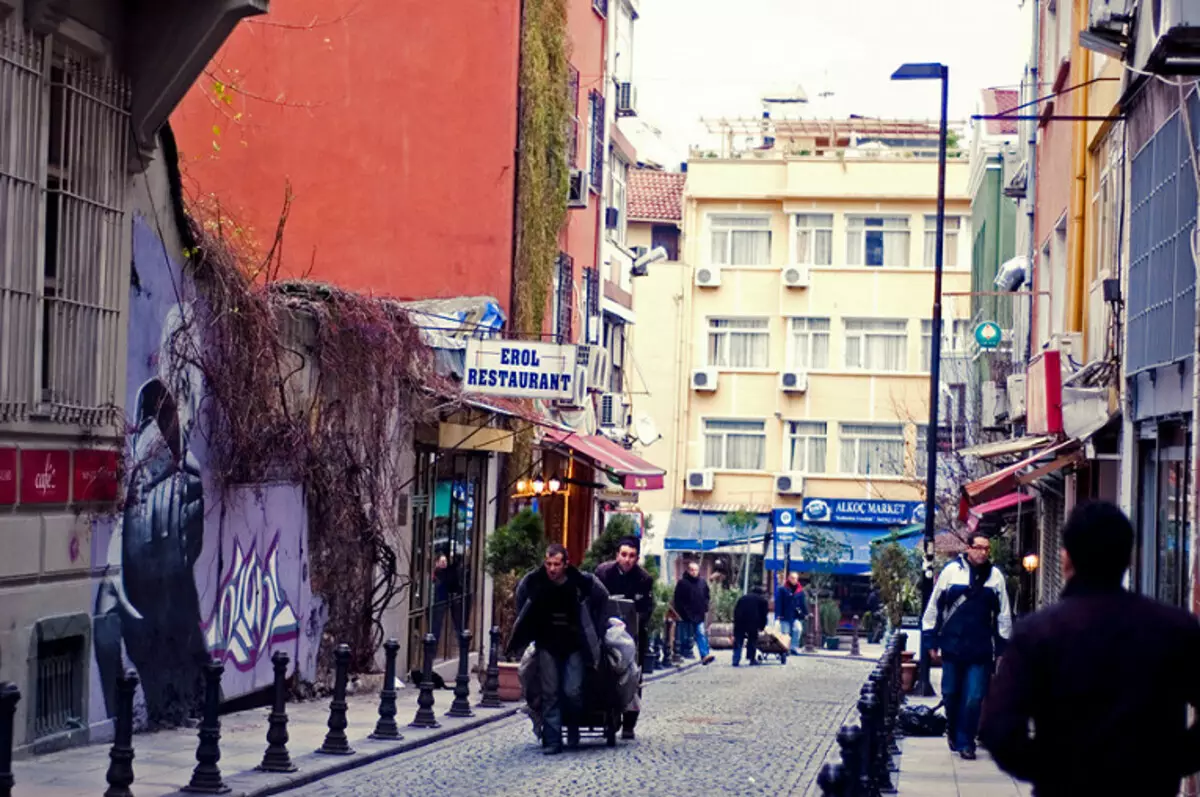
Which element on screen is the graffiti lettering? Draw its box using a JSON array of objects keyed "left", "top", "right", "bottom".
[{"left": 203, "top": 535, "right": 300, "bottom": 671}]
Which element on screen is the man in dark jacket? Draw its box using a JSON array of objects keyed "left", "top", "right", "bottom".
[
  {"left": 980, "top": 501, "right": 1200, "bottom": 796},
  {"left": 507, "top": 544, "right": 611, "bottom": 754},
  {"left": 774, "top": 571, "right": 807, "bottom": 654},
  {"left": 922, "top": 531, "right": 1012, "bottom": 760},
  {"left": 733, "top": 585, "right": 769, "bottom": 666},
  {"left": 673, "top": 560, "right": 715, "bottom": 665},
  {"left": 595, "top": 536, "right": 655, "bottom": 739}
]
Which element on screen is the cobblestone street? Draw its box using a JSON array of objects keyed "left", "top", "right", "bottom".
[{"left": 291, "top": 656, "right": 873, "bottom": 797}]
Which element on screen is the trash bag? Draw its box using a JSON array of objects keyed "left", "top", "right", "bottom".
[
  {"left": 604, "top": 618, "right": 641, "bottom": 711},
  {"left": 517, "top": 644, "right": 542, "bottom": 738},
  {"left": 899, "top": 703, "right": 947, "bottom": 737}
]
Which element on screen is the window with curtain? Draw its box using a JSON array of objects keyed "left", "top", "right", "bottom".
[
  {"left": 839, "top": 423, "right": 905, "bottom": 476},
  {"left": 788, "top": 421, "right": 828, "bottom": 473},
  {"left": 794, "top": 214, "right": 833, "bottom": 265},
  {"left": 788, "top": 318, "right": 830, "bottom": 369},
  {"left": 704, "top": 419, "right": 767, "bottom": 470},
  {"left": 922, "top": 215, "right": 961, "bottom": 268},
  {"left": 920, "top": 319, "right": 970, "bottom": 370},
  {"left": 711, "top": 215, "right": 772, "bottom": 266},
  {"left": 844, "top": 319, "right": 908, "bottom": 371},
  {"left": 847, "top": 216, "right": 910, "bottom": 267},
  {"left": 708, "top": 318, "right": 769, "bottom": 368}
]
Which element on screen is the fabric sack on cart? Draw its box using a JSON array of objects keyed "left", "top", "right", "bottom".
[{"left": 604, "top": 618, "right": 642, "bottom": 711}]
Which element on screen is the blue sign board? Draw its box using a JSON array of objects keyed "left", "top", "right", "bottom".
[
  {"left": 801, "top": 498, "right": 925, "bottom": 527},
  {"left": 772, "top": 508, "right": 799, "bottom": 544}
]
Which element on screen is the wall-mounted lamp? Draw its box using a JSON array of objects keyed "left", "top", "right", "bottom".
[
  {"left": 548, "top": 475, "right": 563, "bottom": 493},
  {"left": 516, "top": 478, "right": 528, "bottom": 494},
  {"left": 1022, "top": 553, "right": 1040, "bottom": 573},
  {"left": 532, "top": 476, "right": 546, "bottom": 495}
]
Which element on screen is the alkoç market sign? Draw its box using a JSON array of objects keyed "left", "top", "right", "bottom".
[{"left": 464, "top": 339, "right": 578, "bottom": 400}]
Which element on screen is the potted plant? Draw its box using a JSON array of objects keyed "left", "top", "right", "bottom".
[
  {"left": 801, "top": 528, "right": 844, "bottom": 650},
  {"left": 484, "top": 509, "right": 546, "bottom": 700},
  {"left": 820, "top": 599, "right": 842, "bottom": 650},
  {"left": 706, "top": 586, "right": 742, "bottom": 649}
]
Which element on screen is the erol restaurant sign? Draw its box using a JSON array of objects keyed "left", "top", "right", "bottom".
[{"left": 463, "top": 339, "right": 578, "bottom": 401}]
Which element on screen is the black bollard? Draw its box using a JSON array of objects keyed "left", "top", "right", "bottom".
[
  {"left": 0, "top": 682, "right": 19, "bottom": 797},
  {"left": 857, "top": 693, "right": 877, "bottom": 797},
  {"left": 409, "top": 633, "right": 441, "bottom": 729},
  {"left": 837, "top": 725, "right": 865, "bottom": 797},
  {"left": 850, "top": 615, "right": 862, "bottom": 657},
  {"left": 259, "top": 651, "right": 297, "bottom": 772},
  {"left": 104, "top": 670, "right": 139, "bottom": 797},
  {"left": 870, "top": 691, "right": 896, "bottom": 795},
  {"left": 477, "top": 627, "right": 503, "bottom": 709},
  {"left": 182, "top": 660, "right": 231, "bottom": 794},
  {"left": 317, "top": 644, "right": 355, "bottom": 755},
  {"left": 817, "top": 762, "right": 846, "bottom": 797},
  {"left": 447, "top": 629, "right": 474, "bottom": 718},
  {"left": 371, "top": 639, "right": 404, "bottom": 740}
]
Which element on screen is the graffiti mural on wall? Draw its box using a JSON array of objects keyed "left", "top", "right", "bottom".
[
  {"left": 203, "top": 534, "right": 301, "bottom": 671},
  {"left": 90, "top": 217, "right": 318, "bottom": 728}
]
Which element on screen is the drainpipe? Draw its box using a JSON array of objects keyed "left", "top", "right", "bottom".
[
  {"left": 1025, "top": 0, "right": 1041, "bottom": 364},
  {"left": 1067, "top": 0, "right": 1091, "bottom": 339}
]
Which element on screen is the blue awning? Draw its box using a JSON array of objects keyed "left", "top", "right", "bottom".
[
  {"left": 663, "top": 508, "right": 770, "bottom": 552},
  {"left": 764, "top": 524, "right": 921, "bottom": 574}
]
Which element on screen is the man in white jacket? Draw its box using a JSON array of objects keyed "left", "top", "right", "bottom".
[{"left": 922, "top": 532, "right": 1012, "bottom": 760}]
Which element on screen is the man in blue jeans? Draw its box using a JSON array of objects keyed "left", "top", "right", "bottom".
[
  {"left": 774, "top": 571, "right": 807, "bottom": 654},
  {"left": 673, "top": 560, "right": 716, "bottom": 665},
  {"left": 922, "top": 531, "right": 1012, "bottom": 760}
]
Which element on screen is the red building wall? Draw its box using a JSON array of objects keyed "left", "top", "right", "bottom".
[{"left": 171, "top": 0, "right": 522, "bottom": 308}]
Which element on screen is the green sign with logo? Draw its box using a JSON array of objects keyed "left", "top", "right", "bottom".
[{"left": 974, "top": 321, "right": 1003, "bottom": 350}]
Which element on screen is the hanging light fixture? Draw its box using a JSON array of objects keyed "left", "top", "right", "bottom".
[
  {"left": 1022, "top": 553, "right": 1040, "bottom": 573},
  {"left": 516, "top": 478, "right": 528, "bottom": 495},
  {"left": 532, "top": 475, "right": 546, "bottom": 495},
  {"left": 548, "top": 474, "right": 562, "bottom": 494}
]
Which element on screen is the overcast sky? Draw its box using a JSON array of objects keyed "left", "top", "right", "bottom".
[{"left": 629, "top": 0, "right": 1033, "bottom": 164}]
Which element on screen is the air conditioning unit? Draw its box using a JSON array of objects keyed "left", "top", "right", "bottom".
[
  {"left": 1132, "top": 0, "right": 1200, "bottom": 75},
  {"left": 605, "top": 206, "right": 620, "bottom": 229},
  {"left": 695, "top": 265, "right": 722, "bottom": 287},
  {"left": 782, "top": 265, "right": 811, "bottom": 288},
  {"left": 599, "top": 392, "right": 630, "bottom": 428},
  {"left": 577, "top": 344, "right": 610, "bottom": 392},
  {"left": 568, "top": 169, "right": 588, "bottom": 208},
  {"left": 686, "top": 469, "right": 714, "bottom": 492},
  {"left": 780, "top": 370, "right": 809, "bottom": 393},
  {"left": 1007, "top": 373, "right": 1027, "bottom": 421},
  {"left": 691, "top": 367, "right": 719, "bottom": 392},
  {"left": 615, "top": 82, "right": 637, "bottom": 117},
  {"left": 981, "top": 380, "right": 1008, "bottom": 429},
  {"left": 774, "top": 472, "right": 805, "bottom": 495},
  {"left": 1083, "top": 0, "right": 1133, "bottom": 58},
  {"left": 1048, "top": 331, "right": 1083, "bottom": 363}
]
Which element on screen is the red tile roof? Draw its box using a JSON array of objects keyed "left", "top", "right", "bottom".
[
  {"left": 627, "top": 169, "right": 685, "bottom": 222},
  {"left": 982, "top": 89, "right": 1020, "bottom": 136}
]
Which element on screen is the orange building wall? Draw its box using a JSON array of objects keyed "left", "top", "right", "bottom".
[{"left": 171, "top": 0, "right": 522, "bottom": 308}]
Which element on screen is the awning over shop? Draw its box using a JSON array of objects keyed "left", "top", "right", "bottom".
[
  {"left": 957, "top": 435, "right": 1054, "bottom": 460},
  {"left": 663, "top": 508, "right": 770, "bottom": 551},
  {"left": 959, "top": 439, "right": 1078, "bottom": 519},
  {"left": 764, "top": 525, "right": 921, "bottom": 575},
  {"left": 966, "top": 491, "right": 1035, "bottom": 533},
  {"left": 542, "top": 429, "right": 665, "bottom": 491}
]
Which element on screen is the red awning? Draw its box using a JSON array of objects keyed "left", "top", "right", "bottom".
[
  {"left": 967, "top": 492, "right": 1035, "bottom": 532},
  {"left": 542, "top": 430, "right": 665, "bottom": 491},
  {"left": 959, "top": 439, "right": 1076, "bottom": 521}
]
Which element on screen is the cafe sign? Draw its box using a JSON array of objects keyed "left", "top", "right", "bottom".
[
  {"left": 464, "top": 339, "right": 579, "bottom": 400},
  {"left": 801, "top": 497, "right": 925, "bottom": 527}
]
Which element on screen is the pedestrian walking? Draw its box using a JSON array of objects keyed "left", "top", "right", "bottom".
[
  {"left": 507, "top": 544, "right": 611, "bottom": 755},
  {"left": 732, "top": 584, "right": 769, "bottom": 666},
  {"left": 980, "top": 501, "right": 1200, "bottom": 796},
  {"left": 774, "top": 571, "right": 808, "bottom": 654},
  {"left": 922, "top": 530, "right": 1012, "bottom": 760},
  {"left": 865, "top": 585, "right": 884, "bottom": 643},
  {"left": 594, "top": 535, "right": 655, "bottom": 739},
  {"left": 673, "top": 560, "right": 716, "bottom": 665}
]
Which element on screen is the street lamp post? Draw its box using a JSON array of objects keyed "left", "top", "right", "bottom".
[{"left": 892, "top": 61, "right": 949, "bottom": 698}]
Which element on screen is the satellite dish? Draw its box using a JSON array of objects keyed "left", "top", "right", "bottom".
[
  {"left": 634, "top": 415, "right": 661, "bottom": 445},
  {"left": 761, "top": 84, "right": 808, "bottom": 105}
]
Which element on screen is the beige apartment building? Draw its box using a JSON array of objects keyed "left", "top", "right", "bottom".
[{"left": 631, "top": 119, "right": 973, "bottom": 567}]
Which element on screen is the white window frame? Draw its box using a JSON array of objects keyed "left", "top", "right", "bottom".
[
  {"left": 709, "top": 214, "right": 773, "bottom": 267},
  {"left": 786, "top": 420, "right": 828, "bottom": 474},
  {"left": 0, "top": 22, "right": 129, "bottom": 427},
  {"left": 703, "top": 418, "right": 768, "bottom": 471},
  {"left": 787, "top": 317, "right": 830, "bottom": 370},
  {"left": 839, "top": 422, "right": 906, "bottom": 477},
  {"left": 923, "top": 215, "right": 961, "bottom": 268},
  {"left": 843, "top": 318, "right": 909, "bottom": 372},
  {"left": 707, "top": 317, "right": 770, "bottom": 369},
  {"left": 846, "top": 215, "right": 911, "bottom": 267},
  {"left": 607, "top": 147, "right": 629, "bottom": 245},
  {"left": 790, "top": 213, "right": 833, "bottom": 266},
  {"left": 920, "top": 318, "right": 970, "bottom": 370}
]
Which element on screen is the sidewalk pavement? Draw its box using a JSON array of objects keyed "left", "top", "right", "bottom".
[
  {"left": 895, "top": 670, "right": 1030, "bottom": 797},
  {"left": 14, "top": 662, "right": 697, "bottom": 797}
]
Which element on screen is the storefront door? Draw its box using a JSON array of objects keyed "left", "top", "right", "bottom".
[{"left": 1135, "top": 423, "right": 1191, "bottom": 608}]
